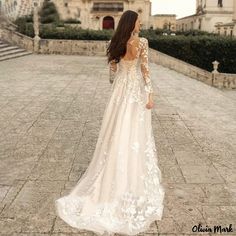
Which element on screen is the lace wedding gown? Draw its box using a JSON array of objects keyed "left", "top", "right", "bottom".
[{"left": 55, "top": 37, "right": 165, "bottom": 236}]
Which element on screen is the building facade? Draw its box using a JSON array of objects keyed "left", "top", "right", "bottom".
[
  {"left": 150, "top": 14, "right": 176, "bottom": 31},
  {"left": 0, "top": 0, "right": 151, "bottom": 29},
  {"left": 0, "top": 0, "right": 43, "bottom": 19},
  {"left": 176, "top": 0, "right": 236, "bottom": 36},
  {"left": 0, "top": 0, "right": 177, "bottom": 31},
  {"left": 215, "top": 0, "right": 236, "bottom": 36}
]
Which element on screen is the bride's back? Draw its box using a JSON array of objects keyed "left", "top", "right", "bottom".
[
  {"left": 109, "top": 37, "right": 150, "bottom": 89},
  {"left": 121, "top": 37, "right": 141, "bottom": 61}
]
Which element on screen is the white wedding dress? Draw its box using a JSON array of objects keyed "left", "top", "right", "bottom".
[{"left": 55, "top": 37, "right": 165, "bottom": 236}]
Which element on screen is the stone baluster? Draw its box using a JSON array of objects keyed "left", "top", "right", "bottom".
[
  {"left": 233, "top": 0, "right": 236, "bottom": 21},
  {"left": 33, "top": 0, "right": 40, "bottom": 53},
  {"left": 212, "top": 60, "right": 219, "bottom": 87}
]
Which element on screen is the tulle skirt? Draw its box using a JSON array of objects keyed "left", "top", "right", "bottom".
[{"left": 55, "top": 72, "right": 165, "bottom": 235}]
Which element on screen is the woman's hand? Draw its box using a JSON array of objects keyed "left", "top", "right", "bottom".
[{"left": 146, "top": 93, "right": 154, "bottom": 109}]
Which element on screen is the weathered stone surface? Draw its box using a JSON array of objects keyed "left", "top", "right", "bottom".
[{"left": 0, "top": 54, "right": 235, "bottom": 235}]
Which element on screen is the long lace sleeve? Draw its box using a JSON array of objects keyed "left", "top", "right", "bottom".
[
  {"left": 109, "top": 59, "right": 118, "bottom": 84},
  {"left": 140, "top": 38, "right": 154, "bottom": 94}
]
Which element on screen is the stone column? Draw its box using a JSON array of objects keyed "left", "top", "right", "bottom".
[
  {"left": 33, "top": 0, "right": 41, "bottom": 53},
  {"left": 212, "top": 60, "right": 219, "bottom": 87},
  {"left": 196, "top": 0, "right": 200, "bottom": 12},
  {"left": 233, "top": 0, "right": 236, "bottom": 21}
]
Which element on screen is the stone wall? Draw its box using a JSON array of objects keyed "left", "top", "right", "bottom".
[
  {"left": 38, "top": 39, "right": 107, "bottom": 56},
  {"left": 149, "top": 48, "right": 236, "bottom": 89},
  {"left": 0, "top": 27, "right": 34, "bottom": 51},
  {"left": 149, "top": 14, "right": 176, "bottom": 31}
]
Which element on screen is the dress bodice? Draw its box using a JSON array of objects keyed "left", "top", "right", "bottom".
[
  {"left": 118, "top": 58, "right": 140, "bottom": 75},
  {"left": 108, "top": 37, "right": 154, "bottom": 94}
]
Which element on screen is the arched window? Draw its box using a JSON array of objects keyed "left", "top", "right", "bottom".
[
  {"left": 103, "top": 16, "right": 114, "bottom": 29},
  {"left": 163, "top": 21, "right": 168, "bottom": 30}
]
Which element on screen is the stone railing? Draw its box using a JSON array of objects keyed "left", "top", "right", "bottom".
[
  {"left": 0, "top": 23, "right": 235, "bottom": 89},
  {"left": 0, "top": 14, "right": 17, "bottom": 30},
  {"left": 149, "top": 48, "right": 236, "bottom": 89},
  {"left": 38, "top": 39, "right": 107, "bottom": 56},
  {"left": 0, "top": 27, "right": 34, "bottom": 51},
  {"left": 214, "top": 73, "right": 236, "bottom": 89}
]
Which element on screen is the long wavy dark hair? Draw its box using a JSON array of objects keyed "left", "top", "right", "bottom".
[{"left": 106, "top": 10, "right": 138, "bottom": 64}]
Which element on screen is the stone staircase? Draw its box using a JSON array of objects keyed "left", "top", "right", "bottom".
[{"left": 0, "top": 39, "right": 33, "bottom": 62}]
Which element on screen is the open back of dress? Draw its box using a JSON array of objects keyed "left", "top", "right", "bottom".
[{"left": 109, "top": 37, "right": 154, "bottom": 94}]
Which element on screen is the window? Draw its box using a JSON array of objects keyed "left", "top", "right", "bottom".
[
  {"left": 163, "top": 22, "right": 168, "bottom": 30},
  {"left": 218, "top": 0, "right": 223, "bottom": 7},
  {"left": 77, "top": 8, "right": 80, "bottom": 17},
  {"left": 224, "top": 27, "right": 227, "bottom": 35},
  {"left": 93, "top": 2, "right": 124, "bottom": 12},
  {"left": 198, "top": 18, "right": 202, "bottom": 30}
]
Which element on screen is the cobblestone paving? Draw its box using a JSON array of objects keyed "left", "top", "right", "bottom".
[{"left": 0, "top": 55, "right": 235, "bottom": 236}]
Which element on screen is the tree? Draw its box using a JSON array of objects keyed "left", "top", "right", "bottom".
[{"left": 39, "top": 0, "right": 60, "bottom": 24}]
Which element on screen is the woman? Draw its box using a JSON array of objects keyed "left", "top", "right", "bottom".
[{"left": 55, "top": 10, "right": 165, "bottom": 236}]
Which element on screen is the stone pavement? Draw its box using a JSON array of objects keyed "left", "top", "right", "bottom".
[{"left": 0, "top": 55, "right": 235, "bottom": 236}]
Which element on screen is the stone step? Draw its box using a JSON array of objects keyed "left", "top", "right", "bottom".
[
  {"left": 0, "top": 43, "right": 10, "bottom": 48},
  {"left": 0, "top": 39, "right": 33, "bottom": 61},
  {"left": 0, "top": 51, "right": 33, "bottom": 62},
  {"left": 0, "top": 40, "right": 8, "bottom": 45},
  {"left": 0, "top": 48, "right": 27, "bottom": 57},
  {"left": 0, "top": 46, "right": 19, "bottom": 53}
]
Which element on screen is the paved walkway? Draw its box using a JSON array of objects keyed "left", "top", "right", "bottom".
[{"left": 0, "top": 55, "right": 235, "bottom": 236}]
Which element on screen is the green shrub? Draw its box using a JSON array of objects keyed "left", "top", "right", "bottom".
[
  {"left": 14, "top": 16, "right": 34, "bottom": 37},
  {"left": 24, "top": 23, "right": 34, "bottom": 37},
  {"left": 39, "top": 25, "right": 113, "bottom": 40},
  {"left": 24, "top": 14, "right": 33, "bottom": 23},
  {"left": 13, "top": 21, "right": 236, "bottom": 74},
  {"left": 175, "top": 29, "right": 217, "bottom": 36},
  {"left": 56, "top": 21, "right": 65, "bottom": 27},
  {"left": 40, "top": 14, "right": 58, "bottom": 24},
  {"left": 39, "top": 0, "right": 60, "bottom": 24},
  {"left": 63, "top": 18, "right": 81, "bottom": 24},
  {"left": 141, "top": 28, "right": 173, "bottom": 37},
  {"left": 148, "top": 35, "right": 236, "bottom": 73}
]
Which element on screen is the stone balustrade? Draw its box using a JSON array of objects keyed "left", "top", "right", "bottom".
[
  {"left": 149, "top": 48, "right": 236, "bottom": 90},
  {"left": 0, "top": 27, "right": 34, "bottom": 51},
  {"left": 38, "top": 39, "right": 107, "bottom": 56},
  {"left": 0, "top": 25, "right": 235, "bottom": 89},
  {"left": 214, "top": 73, "right": 236, "bottom": 89}
]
